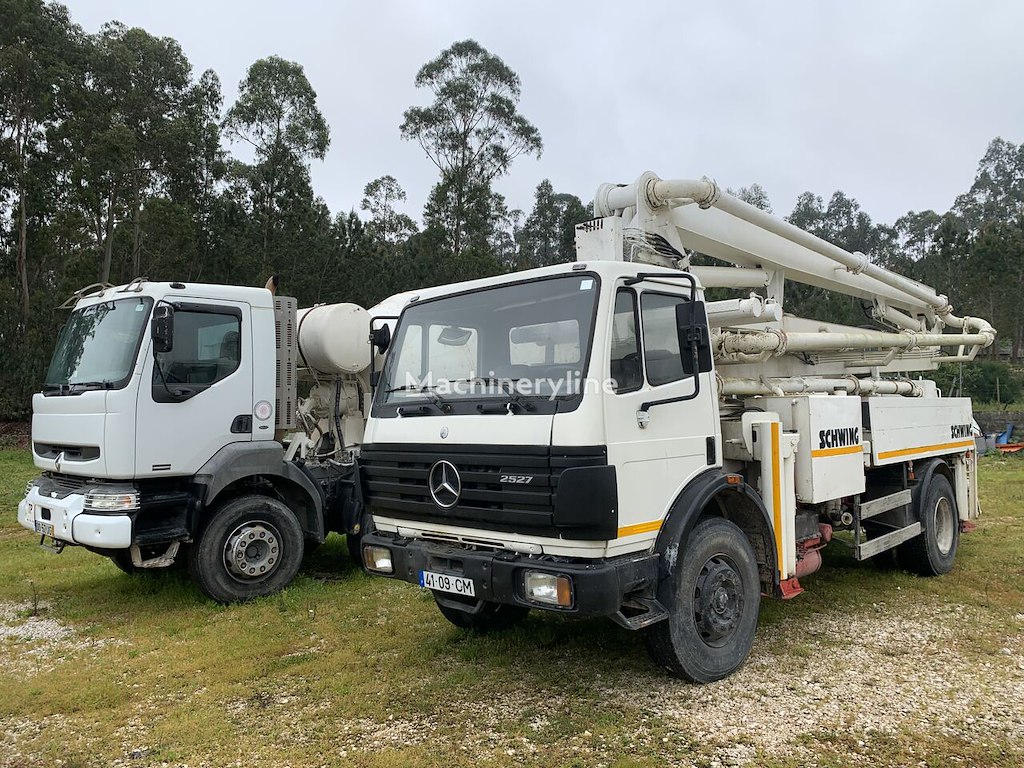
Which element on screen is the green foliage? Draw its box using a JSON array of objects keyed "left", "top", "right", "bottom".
[
  {"left": 515, "top": 179, "right": 589, "bottom": 270},
  {"left": 932, "top": 361, "right": 1024, "bottom": 404},
  {"left": 2, "top": 3, "right": 1024, "bottom": 421},
  {"left": 360, "top": 175, "right": 417, "bottom": 244}
]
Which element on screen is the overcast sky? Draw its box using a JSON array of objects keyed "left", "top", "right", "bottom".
[{"left": 62, "top": 0, "right": 1024, "bottom": 228}]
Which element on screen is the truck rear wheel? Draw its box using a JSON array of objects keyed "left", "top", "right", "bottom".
[
  {"left": 190, "top": 494, "right": 304, "bottom": 603},
  {"left": 645, "top": 517, "right": 760, "bottom": 683},
  {"left": 898, "top": 473, "right": 959, "bottom": 576},
  {"left": 434, "top": 595, "right": 529, "bottom": 633}
]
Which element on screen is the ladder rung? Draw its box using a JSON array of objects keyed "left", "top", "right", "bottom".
[
  {"left": 859, "top": 488, "right": 913, "bottom": 520},
  {"left": 855, "top": 522, "right": 922, "bottom": 560}
]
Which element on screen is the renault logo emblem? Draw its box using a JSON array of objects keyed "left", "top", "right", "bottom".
[
  {"left": 428, "top": 459, "right": 461, "bottom": 509},
  {"left": 54, "top": 451, "right": 65, "bottom": 474}
]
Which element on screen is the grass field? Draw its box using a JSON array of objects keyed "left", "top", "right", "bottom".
[{"left": 1, "top": 448, "right": 1022, "bottom": 767}]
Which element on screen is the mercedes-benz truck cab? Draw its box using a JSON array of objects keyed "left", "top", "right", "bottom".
[{"left": 358, "top": 260, "right": 732, "bottom": 658}]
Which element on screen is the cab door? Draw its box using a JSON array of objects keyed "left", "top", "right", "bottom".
[
  {"left": 602, "top": 285, "right": 720, "bottom": 549},
  {"left": 135, "top": 300, "right": 253, "bottom": 477}
]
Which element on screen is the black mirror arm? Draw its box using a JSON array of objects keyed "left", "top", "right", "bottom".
[{"left": 636, "top": 341, "right": 703, "bottom": 428}]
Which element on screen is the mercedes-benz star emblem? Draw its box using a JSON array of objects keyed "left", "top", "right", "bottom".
[{"left": 428, "top": 459, "right": 461, "bottom": 509}]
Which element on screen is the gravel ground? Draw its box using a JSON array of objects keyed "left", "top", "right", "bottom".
[
  {"left": 0, "top": 601, "right": 125, "bottom": 680},
  {"left": 2, "top": 598, "right": 1022, "bottom": 767}
]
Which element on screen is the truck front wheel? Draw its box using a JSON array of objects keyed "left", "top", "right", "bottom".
[
  {"left": 645, "top": 517, "right": 760, "bottom": 683},
  {"left": 190, "top": 495, "right": 304, "bottom": 603}
]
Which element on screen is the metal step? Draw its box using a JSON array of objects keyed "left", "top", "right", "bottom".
[
  {"left": 855, "top": 522, "right": 922, "bottom": 560},
  {"left": 611, "top": 597, "right": 669, "bottom": 630},
  {"left": 858, "top": 488, "right": 912, "bottom": 520}
]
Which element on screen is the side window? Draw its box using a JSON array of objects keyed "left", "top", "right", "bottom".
[
  {"left": 610, "top": 289, "right": 642, "bottom": 393},
  {"left": 154, "top": 310, "right": 241, "bottom": 388},
  {"left": 641, "top": 292, "right": 686, "bottom": 386}
]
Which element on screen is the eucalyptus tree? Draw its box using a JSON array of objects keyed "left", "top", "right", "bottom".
[
  {"left": 0, "top": 0, "right": 80, "bottom": 319},
  {"left": 785, "top": 190, "right": 883, "bottom": 325},
  {"left": 728, "top": 182, "right": 773, "bottom": 214},
  {"left": 517, "top": 179, "right": 589, "bottom": 269},
  {"left": 401, "top": 39, "right": 542, "bottom": 257},
  {"left": 52, "top": 22, "right": 195, "bottom": 284},
  {"left": 360, "top": 175, "right": 417, "bottom": 245},
  {"left": 954, "top": 137, "right": 1024, "bottom": 230},
  {"left": 223, "top": 56, "right": 329, "bottom": 271}
]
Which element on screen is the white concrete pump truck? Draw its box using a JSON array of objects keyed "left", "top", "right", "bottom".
[
  {"left": 17, "top": 277, "right": 392, "bottom": 602},
  {"left": 358, "top": 171, "right": 994, "bottom": 682}
]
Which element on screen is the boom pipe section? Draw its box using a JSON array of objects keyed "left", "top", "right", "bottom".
[
  {"left": 719, "top": 375, "right": 921, "bottom": 397},
  {"left": 714, "top": 328, "right": 990, "bottom": 357},
  {"left": 596, "top": 174, "right": 996, "bottom": 350}
]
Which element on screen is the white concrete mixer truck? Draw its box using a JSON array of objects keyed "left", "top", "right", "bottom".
[
  {"left": 16, "top": 277, "right": 405, "bottom": 602},
  {"left": 357, "top": 171, "right": 995, "bottom": 682}
]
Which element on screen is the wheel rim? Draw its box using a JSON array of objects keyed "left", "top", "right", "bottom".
[
  {"left": 933, "top": 496, "right": 955, "bottom": 555},
  {"left": 223, "top": 521, "right": 282, "bottom": 582},
  {"left": 692, "top": 554, "right": 745, "bottom": 647}
]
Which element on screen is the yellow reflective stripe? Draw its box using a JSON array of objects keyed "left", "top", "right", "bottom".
[
  {"left": 877, "top": 439, "right": 974, "bottom": 461},
  {"left": 771, "top": 422, "right": 784, "bottom": 575},
  {"left": 617, "top": 520, "right": 662, "bottom": 538},
  {"left": 811, "top": 444, "right": 863, "bottom": 458}
]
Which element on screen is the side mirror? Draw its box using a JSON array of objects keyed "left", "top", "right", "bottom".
[
  {"left": 675, "top": 301, "right": 713, "bottom": 375},
  {"left": 151, "top": 304, "right": 174, "bottom": 354},
  {"left": 369, "top": 324, "right": 391, "bottom": 354}
]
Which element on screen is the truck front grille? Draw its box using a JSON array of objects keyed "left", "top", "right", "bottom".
[{"left": 360, "top": 443, "right": 606, "bottom": 537}]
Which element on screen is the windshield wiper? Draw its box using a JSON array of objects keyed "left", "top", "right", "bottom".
[
  {"left": 385, "top": 383, "right": 450, "bottom": 413},
  {"left": 68, "top": 381, "right": 115, "bottom": 391},
  {"left": 461, "top": 377, "right": 535, "bottom": 413},
  {"left": 43, "top": 381, "right": 113, "bottom": 395}
]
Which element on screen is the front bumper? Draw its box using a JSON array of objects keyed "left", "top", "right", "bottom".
[
  {"left": 362, "top": 532, "right": 657, "bottom": 617},
  {"left": 18, "top": 487, "right": 132, "bottom": 549}
]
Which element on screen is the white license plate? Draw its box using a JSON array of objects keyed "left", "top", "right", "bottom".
[
  {"left": 34, "top": 519, "right": 54, "bottom": 537},
  {"left": 419, "top": 570, "right": 475, "bottom": 597}
]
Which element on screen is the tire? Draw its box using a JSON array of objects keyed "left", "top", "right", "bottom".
[
  {"left": 434, "top": 595, "right": 530, "bottom": 633},
  {"left": 645, "top": 517, "right": 761, "bottom": 683},
  {"left": 898, "top": 473, "right": 959, "bottom": 576},
  {"left": 189, "top": 495, "right": 304, "bottom": 603}
]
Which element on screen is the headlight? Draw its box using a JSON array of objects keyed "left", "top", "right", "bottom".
[
  {"left": 84, "top": 489, "right": 139, "bottom": 513},
  {"left": 523, "top": 571, "right": 573, "bottom": 608},
  {"left": 362, "top": 545, "right": 394, "bottom": 574}
]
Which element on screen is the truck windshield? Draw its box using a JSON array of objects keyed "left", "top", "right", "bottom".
[
  {"left": 44, "top": 296, "right": 153, "bottom": 393},
  {"left": 382, "top": 275, "right": 599, "bottom": 406}
]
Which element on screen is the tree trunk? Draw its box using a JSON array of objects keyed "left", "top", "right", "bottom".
[
  {"left": 453, "top": 182, "right": 464, "bottom": 257},
  {"left": 15, "top": 119, "right": 29, "bottom": 321},
  {"left": 131, "top": 181, "right": 142, "bottom": 278},
  {"left": 99, "top": 188, "right": 117, "bottom": 284},
  {"left": 17, "top": 189, "right": 29, "bottom": 321}
]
